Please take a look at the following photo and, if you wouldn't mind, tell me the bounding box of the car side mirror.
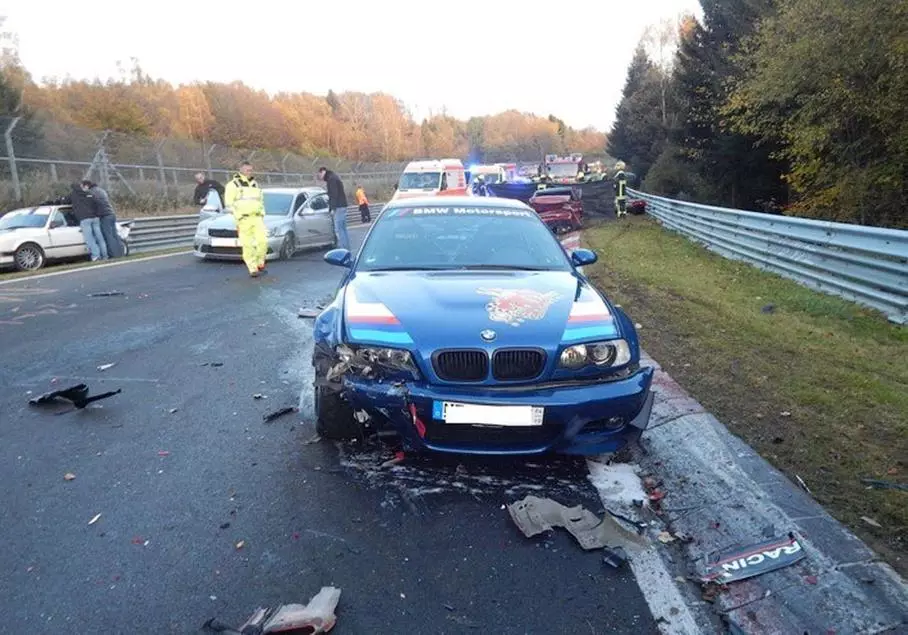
[571,248,597,267]
[324,248,353,268]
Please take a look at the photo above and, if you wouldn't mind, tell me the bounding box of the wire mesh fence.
[0,115,405,210]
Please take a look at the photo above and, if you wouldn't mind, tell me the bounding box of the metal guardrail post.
[4,116,22,201]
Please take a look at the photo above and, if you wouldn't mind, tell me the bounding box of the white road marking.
[0,251,192,286]
[586,458,705,635]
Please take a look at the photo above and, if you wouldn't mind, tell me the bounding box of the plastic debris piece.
[169,408,179,414]
[700,534,805,584]
[97,363,116,371]
[860,478,908,492]
[220,522,231,530]
[29,383,122,409]
[253,394,265,400]
[88,291,125,297]
[204,586,341,634]
[263,406,296,423]
[657,531,676,544]
[380,450,406,469]
[507,495,647,551]
[88,513,102,525]
[648,490,666,503]
[63,472,76,481]
[805,575,818,585]
[795,475,812,494]
[780,410,791,417]
[602,546,628,568]
[861,516,882,528]
[158,451,170,457]
[298,307,322,319]
[235,540,245,550]
[444,604,455,612]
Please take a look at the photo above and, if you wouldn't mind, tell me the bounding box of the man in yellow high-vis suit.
[224,161,268,277]
[614,160,628,218]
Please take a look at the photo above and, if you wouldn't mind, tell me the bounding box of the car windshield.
[357,204,572,272]
[399,172,440,191]
[0,209,50,229]
[547,163,578,178]
[264,192,295,215]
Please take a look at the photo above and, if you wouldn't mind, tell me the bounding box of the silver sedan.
[193,187,336,261]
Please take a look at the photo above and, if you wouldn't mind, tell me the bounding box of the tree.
[726,0,908,227]
[0,16,42,158]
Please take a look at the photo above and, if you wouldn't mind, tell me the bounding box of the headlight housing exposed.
[336,344,420,379]
[559,339,631,370]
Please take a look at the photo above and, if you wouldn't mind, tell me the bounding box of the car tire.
[120,239,130,257]
[279,233,295,260]
[314,385,362,440]
[14,242,46,271]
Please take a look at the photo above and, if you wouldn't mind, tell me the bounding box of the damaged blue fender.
[311,197,655,456]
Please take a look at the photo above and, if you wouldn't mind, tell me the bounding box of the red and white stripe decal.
[568,297,612,323]
[345,288,400,324]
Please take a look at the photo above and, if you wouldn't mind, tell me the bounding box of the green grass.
[585,217,908,574]
[0,246,190,281]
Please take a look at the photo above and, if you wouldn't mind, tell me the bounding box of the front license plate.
[210,237,239,247]
[433,401,544,426]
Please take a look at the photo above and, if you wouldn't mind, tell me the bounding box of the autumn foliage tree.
[12,60,607,165]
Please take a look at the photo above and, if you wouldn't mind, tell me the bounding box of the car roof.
[382,196,532,211]
[262,186,325,195]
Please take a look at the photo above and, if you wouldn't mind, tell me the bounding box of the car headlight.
[268,226,281,237]
[559,339,631,369]
[336,344,420,379]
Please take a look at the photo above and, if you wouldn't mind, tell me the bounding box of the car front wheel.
[279,233,295,260]
[14,243,46,271]
[314,385,362,440]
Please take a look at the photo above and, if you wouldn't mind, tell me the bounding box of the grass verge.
[585,216,907,574]
[0,246,191,282]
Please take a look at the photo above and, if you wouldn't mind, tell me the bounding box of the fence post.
[4,116,22,201]
[281,153,291,183]
[206,144,216,178]
[155,139,167,193]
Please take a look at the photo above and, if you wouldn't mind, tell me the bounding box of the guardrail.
[629,188,908,324]
[126,203,384,255]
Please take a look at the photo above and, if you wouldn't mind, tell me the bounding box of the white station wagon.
[0,205,132,271]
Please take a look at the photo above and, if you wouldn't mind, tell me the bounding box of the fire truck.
[544,153,584,184]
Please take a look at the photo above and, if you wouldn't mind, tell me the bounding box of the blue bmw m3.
[312,196,654,456]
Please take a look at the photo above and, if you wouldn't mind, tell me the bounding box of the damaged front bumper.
[341,367,655,456]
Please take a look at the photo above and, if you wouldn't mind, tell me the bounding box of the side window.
[294,194,308,212]
[49,210,67,228]
[310,195,329,211]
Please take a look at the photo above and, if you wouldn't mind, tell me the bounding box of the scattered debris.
[860,478,908,492]
[507,495,647,551]
[861,516,883,529]
[158,451,170,457]
[88,291,125,297]
[795,475,812,494]
[780,410,791,417]
[444,604,455,612]
[88,513,102,525]
[28,383,122,410]
[380,451,406,470]
[203,586,341,634]
[804,575,818,585]
[602,546,628,568]
[169,408,179,414]
[657,531,676,544]
[253,394,265,400]
[63,472,76,481]
[700,534,805,584]
[235,540,245,550]
[761,303,776,314]
[200,362,225,368]
[220,522,231,530]
[297,306,325,319]
[97,363,116,371]
[304,434,322,445]
[263,406,296,423]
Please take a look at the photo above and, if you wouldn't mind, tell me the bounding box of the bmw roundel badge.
[480,329,497,342]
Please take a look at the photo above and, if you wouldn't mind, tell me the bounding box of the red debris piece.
[648,490,666,503]
[158,451,170,457]
[408,403,426,438]
[131,537,144,545]
[805,575,818,585]
[292,532,300,540]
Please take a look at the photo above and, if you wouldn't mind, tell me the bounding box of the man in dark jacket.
[193,172,225,207]
[69,183,108,261]
[318,167,349,250]
[85,180,123,258]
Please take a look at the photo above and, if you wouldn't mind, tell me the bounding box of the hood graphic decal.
[477,288,561,327]
[561,296,619,343]
[345,288,414,345]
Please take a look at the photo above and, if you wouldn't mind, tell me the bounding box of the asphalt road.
[0,227,658,634]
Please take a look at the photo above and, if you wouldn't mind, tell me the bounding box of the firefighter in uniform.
[224,161,268,277]
[614,160,628,218]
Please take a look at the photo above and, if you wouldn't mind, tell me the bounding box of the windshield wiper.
[368,266,448,271]
[456,264,553,271]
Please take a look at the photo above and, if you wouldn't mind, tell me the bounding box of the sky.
[1,0,702,132]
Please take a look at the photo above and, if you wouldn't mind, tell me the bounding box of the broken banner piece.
[700,534,805,584]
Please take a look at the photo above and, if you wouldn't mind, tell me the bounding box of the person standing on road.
[85,180,123,258]
[224,161,268,277]
[69,182,108,261]
[318,166,350,250]
[193,172,225,208]
[354,183,371,223]
[613,161,628,218]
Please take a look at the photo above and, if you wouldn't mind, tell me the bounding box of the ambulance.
[391,159,467,201]
[544,153,584,183]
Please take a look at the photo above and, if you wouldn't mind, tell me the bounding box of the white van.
[391,159,467,201]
